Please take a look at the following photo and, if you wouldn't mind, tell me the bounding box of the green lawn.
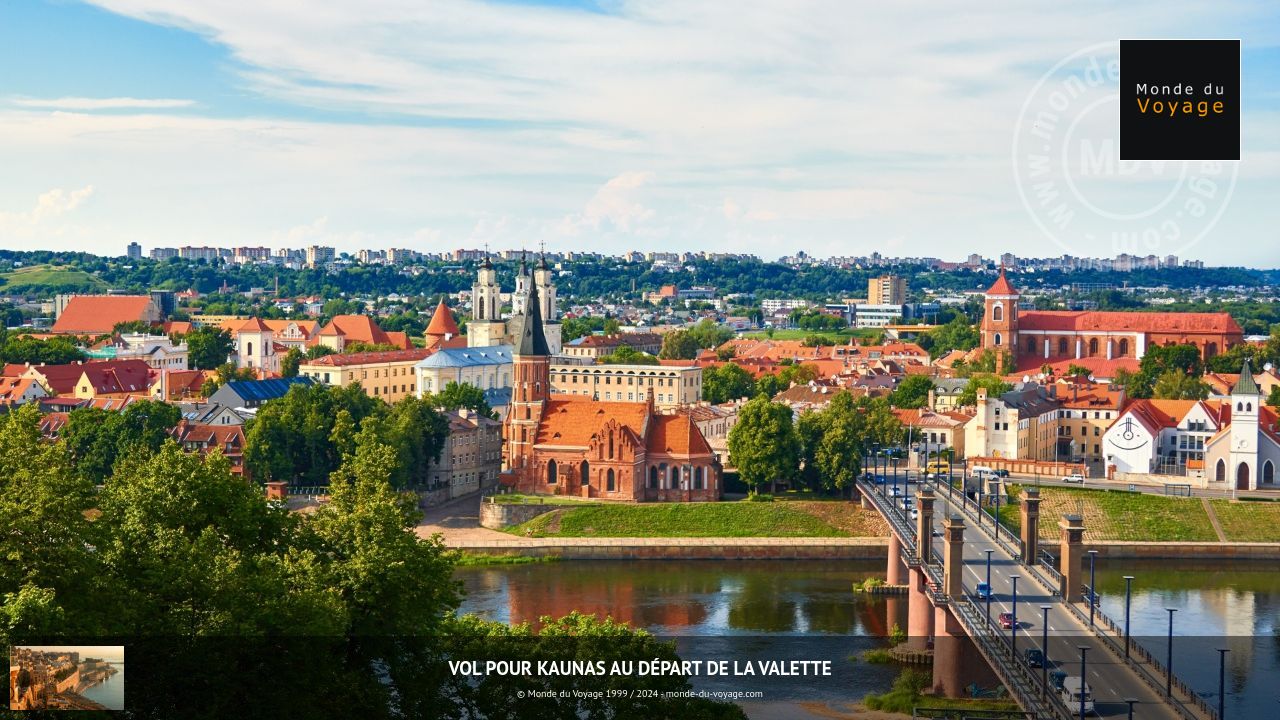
[0,264,108,294]
[504,501,868,538]
[490,493,595,505]
[996,485,1218,542]
[1208,499,1280,542]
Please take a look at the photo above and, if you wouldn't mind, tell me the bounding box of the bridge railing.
[1058,594,1215,720]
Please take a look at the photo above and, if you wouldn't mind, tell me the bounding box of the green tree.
[686,318,734,350]
[1268,386,1280,408]
[432,381,497,419]
[358,395,451,488]
[598,345,659,365]
[280,347,304,378]
[0,332,87,365]
[1151,369,1210,400]
[956,374,1012,407]
[727,396,800,495]
[702,363,756,404]
[922,315,979,359]
[185,326,235,369]
[61,400,181,484]
[890,375,934,409]
[658,330,700,360]
[244,382,384,485]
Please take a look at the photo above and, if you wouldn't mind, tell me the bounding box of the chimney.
[927,388,936,409]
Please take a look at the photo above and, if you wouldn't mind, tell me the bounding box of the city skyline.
[1,1,1279,264]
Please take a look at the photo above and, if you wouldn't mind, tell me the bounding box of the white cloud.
[0,186,95,237]
[560,171,656,235]
[273,216,329,244]
[12,97,195,110]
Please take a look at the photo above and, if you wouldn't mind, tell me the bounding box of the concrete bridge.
[856,475,1219,720]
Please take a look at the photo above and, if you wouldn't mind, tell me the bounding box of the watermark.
[1012,41,1238,258]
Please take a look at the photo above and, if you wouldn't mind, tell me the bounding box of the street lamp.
[984,549,995,619]
[1165,608,1178,696]
[1123,575,1135,659]
[1077,646,1090,720]
[1124,699,1138,720]
[1087,549,1098,628]
[1010,575,1020,654]
[1040,605,1051,692]
[1217,647,1229,720]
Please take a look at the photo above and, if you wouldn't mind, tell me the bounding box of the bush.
[864,668,932,713]
[855,577,885,593]
[747,493,775,502]
[860,649,894,664]
[888,622,906,647]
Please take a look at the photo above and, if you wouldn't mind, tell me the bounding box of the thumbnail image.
[9,645,124,711]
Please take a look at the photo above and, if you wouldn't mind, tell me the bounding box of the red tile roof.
[311,314,410,349]
[425,298,461,337]
[985,268,1019,296]
[301,348,434,367]
[20,359,153,395]
[537,399,650,447]
[1012,355,1141,379]
[52,295,157,334]
[648,413,713,455]
[1018,310,1242,335]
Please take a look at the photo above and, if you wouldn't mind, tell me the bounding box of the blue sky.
[1,0,1278,265]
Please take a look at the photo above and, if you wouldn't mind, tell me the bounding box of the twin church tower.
[468,252,562,355]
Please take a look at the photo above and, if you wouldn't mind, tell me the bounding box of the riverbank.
[503,500,888,538]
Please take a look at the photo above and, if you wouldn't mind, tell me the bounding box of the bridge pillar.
[886,534,904,585]
[932,605,996,697]
[915,487,935,563]
[1059,513,1085,602]
[1019,486,1041,565]
[906,568,934,649]
[942,514,965,600]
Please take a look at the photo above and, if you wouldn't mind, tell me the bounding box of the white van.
[1061,677,1094,715]
[971,466,998,480]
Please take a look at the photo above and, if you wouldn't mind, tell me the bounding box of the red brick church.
[502,285,721,501]
[981,268,1244,374]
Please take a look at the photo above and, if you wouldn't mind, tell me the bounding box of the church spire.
[513,283,550,356]
[1233,358,1261,396]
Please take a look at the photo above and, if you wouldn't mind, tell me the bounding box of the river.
[457,558,1279,719]
[80,663,125,711]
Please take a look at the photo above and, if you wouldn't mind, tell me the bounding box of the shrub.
[888,622,906,647]
[747,493,775,502]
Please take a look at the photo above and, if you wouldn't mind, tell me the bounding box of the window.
[1215,459,1226,482]
[992,304,1003,322]
[693,466,704,490]
[547,460,557,484]
[1058,338,1068,356]
[1088,338,1098,356]
[1026,337,1036,353]
[994,332,1002,346]
[1264,461,1275,485]
[648,466,658,489]
[1118,338,1129,356]
[607,469,616,491]
[580,461,590,486]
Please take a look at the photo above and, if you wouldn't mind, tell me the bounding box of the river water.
[457,558,1279,719]
[80,663,125,711]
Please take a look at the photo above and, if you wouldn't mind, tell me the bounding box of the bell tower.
[981,266,1020,369]
[468,254,506,348]
[1229,359,1260,490]
[505,283,551,479]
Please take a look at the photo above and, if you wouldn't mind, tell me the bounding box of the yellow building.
[299,348,434,402]
[550,362,702,407]
[868,275,906,305]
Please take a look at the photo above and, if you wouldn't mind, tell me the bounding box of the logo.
[1120,40,1240,160]
[1013,42,1237,257]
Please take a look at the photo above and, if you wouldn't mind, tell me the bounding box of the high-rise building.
[126,242,142,260]
[305,245,336,268]
[868,275,905,305]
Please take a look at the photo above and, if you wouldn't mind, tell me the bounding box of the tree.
[61,400,181,484]
[280,347,304,378]
[598,345,659,365]
[432,381,498,419]
[702,363,756,404]
[890,375,935,409]
[344,341,401,354]
[244,382,384,485]
[1268,386,1280,408]
[686,318,734,350]
[956,375,1012,407]
[185,326,235,369]
[658,330,700,360]
[356,396,450,489]
[801,334,835,347]
[1066,364,1091,378]
[0,332,86,365]
[922,316,979,359]
[1151,369,1210,400]
[727,395,799,494]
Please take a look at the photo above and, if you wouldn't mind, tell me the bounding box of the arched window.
[992,304,1003,322]
[580,461,590,486]
[547,460,558,484]
[1236,402,1243,412]
[659,463,668,488]
[1118,338,1129,357]
[1088,338,1098,356]
[1215,459,1226,482]
[1264,461,1275,485]
[606,469,616,491]
[1026,337,1036,353]
[246,341,254,357]
[1246,403,1253,412]
[993,333,1002,346]
[1058,338,1068,356]
[693,466,704,490]
[608,433,614,459]
[648,466,659,489]
[1237,462,1251,490]
[1206,342,1218,358]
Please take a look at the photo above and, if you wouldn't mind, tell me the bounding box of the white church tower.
[533,253,562,354]
[468,254,507,348]
[1229,359,1261,490]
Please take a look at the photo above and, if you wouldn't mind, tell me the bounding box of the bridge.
[855,475,1218,720]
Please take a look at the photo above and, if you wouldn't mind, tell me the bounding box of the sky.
[1,1,1279,265]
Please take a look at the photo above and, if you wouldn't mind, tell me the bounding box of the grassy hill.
[505,500,889,538]
[0,264,109,295]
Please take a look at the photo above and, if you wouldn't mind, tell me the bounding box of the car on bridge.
[1024,648,1045,667]
[1061,677,1095,715]
[974,582,992,599]
[1062,473,1086,484]
[1049,670,1067,692]
[998,611,1015,629]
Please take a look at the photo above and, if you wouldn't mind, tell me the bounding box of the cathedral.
[501,284,721,502]
[469,253,563,355]
[980,267,1244,373]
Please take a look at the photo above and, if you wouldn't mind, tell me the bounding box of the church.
[469,253,563,354]
[501,284,721,501]
[980,268,1243,374]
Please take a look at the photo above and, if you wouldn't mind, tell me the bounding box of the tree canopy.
[727,396,800,494]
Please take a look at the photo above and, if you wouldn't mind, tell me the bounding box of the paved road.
[875,483,1198,720]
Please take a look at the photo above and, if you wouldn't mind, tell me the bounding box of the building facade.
[424,409,503,503]
[468,254,563,354]
[868,275,906,305]
[300,348,433,402]
[549,363,701,407]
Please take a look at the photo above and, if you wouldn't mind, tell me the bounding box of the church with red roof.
[980,268,1243,374]
[502,284,720,501]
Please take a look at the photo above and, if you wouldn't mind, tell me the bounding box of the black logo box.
[1120,39,1240,160]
